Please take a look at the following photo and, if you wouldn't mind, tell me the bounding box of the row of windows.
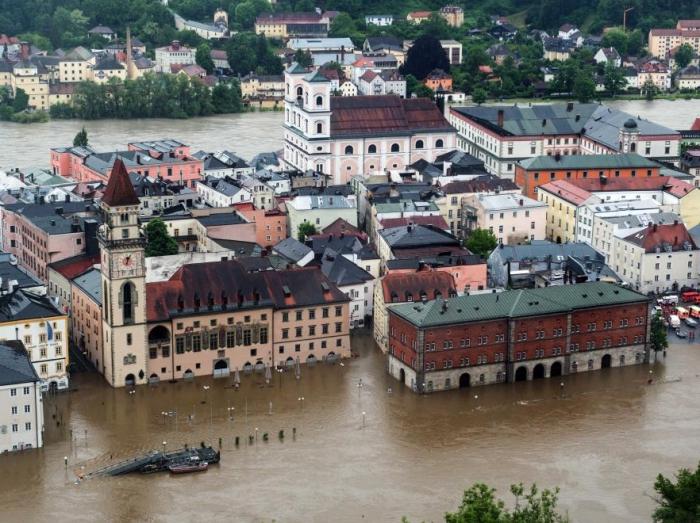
[343,139,444,156]
[9,405,31,414]
[9,422,33,432]
[282,323,343,338]
[8,387,31,397]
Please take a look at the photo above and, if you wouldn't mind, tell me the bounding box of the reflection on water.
[1,332,699,522]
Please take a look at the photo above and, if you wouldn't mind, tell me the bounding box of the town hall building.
[283,63,456,184]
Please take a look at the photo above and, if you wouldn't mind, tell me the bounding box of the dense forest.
[2,0,700,51]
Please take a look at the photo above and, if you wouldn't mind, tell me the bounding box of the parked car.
[685,318,697,328]
[676,329,687,338]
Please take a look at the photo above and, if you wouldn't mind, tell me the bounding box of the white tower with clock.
[99,159,148,388]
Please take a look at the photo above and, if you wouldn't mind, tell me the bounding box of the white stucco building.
[0,342,44,452]
[283,64,456,184]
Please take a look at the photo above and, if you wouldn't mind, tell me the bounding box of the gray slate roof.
[0,341,39,386]
[72,268,102,304]
[380,225,460,248]
[320,249,373,286]
[0,289,63,322]
[273,237,312,263]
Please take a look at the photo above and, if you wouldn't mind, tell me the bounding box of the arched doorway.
[125,373,136,386]
[48,381,58,394]
[399,368,406,384]
[242,362,253,373]
[213,359,229,377]
[550,361,562,377]
[459,373,470,388]
[326,352,337,362]
[254,361,265,373]
[556,236,562,244]
[515,366,528,382]
[149,373,159,384]
[307,354,317,365]
[183,369,194,379]
[601,354,612,368]
[533,363,545,379]
[285,357,295,367]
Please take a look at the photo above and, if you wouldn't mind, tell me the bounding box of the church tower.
[99,159,148,387]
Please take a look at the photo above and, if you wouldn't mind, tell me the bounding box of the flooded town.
[2,2,700,522]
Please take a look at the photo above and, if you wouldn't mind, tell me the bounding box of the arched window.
[415,140,424,149]
[316,95,323,106]
[316,122,323,134]
[344,145,354,155]
[121,282,135,324]
[630,142,636,152]
[368,144,377,154]
[296,86,303,96]
[436,139,444,148]
[390,143,400,152]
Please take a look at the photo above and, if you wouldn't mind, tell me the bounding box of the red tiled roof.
[408,11,432,18]
[49,253,100,279]
[649,29,682,36]
[381,271,455,302]
[624,223,696,253]
[102,159,140,206]
[691,118,700,131]
[538,180,594,205]
[359,70,378,82]
[380,215,449,230]
[677,20,700,29]
[564,176,694,199]
[146,260,348,322]
[0,35,19,46]
[321,218,363,237]
[330,96,452,137]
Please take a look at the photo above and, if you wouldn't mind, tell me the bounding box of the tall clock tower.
[99,159,148,388]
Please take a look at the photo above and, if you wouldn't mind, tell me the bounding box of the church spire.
[102,158,140,207]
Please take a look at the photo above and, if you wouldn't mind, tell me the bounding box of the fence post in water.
[64,456,68,468]
[218,437,222,449]
[235,436,239,447]
[263,432,268,442]
[279,429,284,440]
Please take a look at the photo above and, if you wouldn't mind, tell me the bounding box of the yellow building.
[439,6,464,27]
[58,47,95,83]
[90,56,127,84]
[537,180,594,243]
[11,62,49,110]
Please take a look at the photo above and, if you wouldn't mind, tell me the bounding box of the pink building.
[1,201,99,282]
[235,206,289,248]
[51,144,203,188]
[70,267,104,372]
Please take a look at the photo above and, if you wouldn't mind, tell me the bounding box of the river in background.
[1,99,700,171]
[1,332,700,522]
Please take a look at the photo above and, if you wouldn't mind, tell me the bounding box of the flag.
[47,321,53,341]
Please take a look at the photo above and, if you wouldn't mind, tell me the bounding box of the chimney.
[653,223,658,232]
[566,102,574,112]
[497,109,504,128]
[575,114,581,121]
[542,119,547,127]
[50,219,56,227]
[674,219,678,225]
[20,41,30,60]
[519,198,524,206]
[84,219,99,255]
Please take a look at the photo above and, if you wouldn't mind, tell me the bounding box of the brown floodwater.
[2,332,699,522]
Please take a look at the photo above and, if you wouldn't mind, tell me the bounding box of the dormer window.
[316,95,323,106]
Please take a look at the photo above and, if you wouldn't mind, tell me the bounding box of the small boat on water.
[169,458,208,474]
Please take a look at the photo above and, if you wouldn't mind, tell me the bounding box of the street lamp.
[227,406,235,423]
[298,396,305,410]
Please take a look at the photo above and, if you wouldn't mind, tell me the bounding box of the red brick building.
[387,282,650,392]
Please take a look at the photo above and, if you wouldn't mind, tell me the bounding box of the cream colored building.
[649,21,700,58]
[463,193,547,245]
[537,181,595,243]
[0,291,69,392]
[611,222,699,294]
[0,343,44,452]
[11,62,49,110]
[58,47,95,83]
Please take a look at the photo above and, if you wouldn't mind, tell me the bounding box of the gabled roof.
[623,223,697,253]
[321,249,373,286]
[49,253,100,280]
[321,218,363,237]
[441,175,519,194]
[380,215,449,230]
[0,341,39,386]
[381,271,456,302]
[380,224,459,248]
[102,159,140,207]
[273,237,312,263]
[519,153,658,171]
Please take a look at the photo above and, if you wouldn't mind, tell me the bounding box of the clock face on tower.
[112,252,140,275]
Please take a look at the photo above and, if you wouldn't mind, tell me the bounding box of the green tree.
[212,80,242,113]
[73,127,88,147]
[297,222,317,241]
[652,462,700,522]
[603,63,626,97]
[145,218,178,257]
[601,28,628,55]
[675,44,694,69]
[472,88,487,104]
[294,49,313,68]
[465,229,498,259]
[643,78,658,101]
[12,88,28,112]
[401,35,450,80]
[650,314,668,361]
[573,72,596,103]
[445,483,568,523]
[196,43,215,74]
